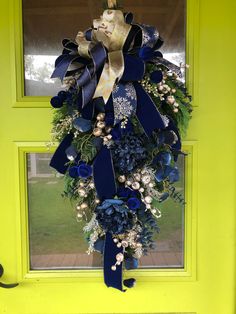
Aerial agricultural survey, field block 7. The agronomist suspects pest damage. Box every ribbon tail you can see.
[104,232,124,291]
[50,133,74,174]
[93,146,117,200]
[51,55,84,80]
[133,82,166,137]
[154,57,182,77]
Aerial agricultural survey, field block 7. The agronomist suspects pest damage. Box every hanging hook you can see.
[0,264,19,288]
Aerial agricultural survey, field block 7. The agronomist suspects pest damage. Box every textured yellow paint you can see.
[0,0,235,313]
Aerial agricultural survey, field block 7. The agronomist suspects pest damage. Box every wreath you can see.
[49,0,192,291]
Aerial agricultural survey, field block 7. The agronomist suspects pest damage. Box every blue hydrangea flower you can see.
[112,133,147,174]
[95,199,135,234]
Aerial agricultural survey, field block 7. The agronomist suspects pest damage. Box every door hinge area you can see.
[0,264,19,288]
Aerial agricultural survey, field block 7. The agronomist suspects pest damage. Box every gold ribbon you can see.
[76,10,131,104]
[107,0,117,8]
[92,10,131,103]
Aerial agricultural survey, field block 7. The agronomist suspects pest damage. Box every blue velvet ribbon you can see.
[104,232,124,291]
[133,82,166,136]
[50,133,75,174]
[93,146,116,200]
[93,147,124,291]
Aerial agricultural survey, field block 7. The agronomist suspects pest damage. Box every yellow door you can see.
[0,0,235,313]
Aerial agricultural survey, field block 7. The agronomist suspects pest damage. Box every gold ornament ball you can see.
[121,240,128,248]
[132,182,140,190]
[93,128,103,137]
[173,108,179,113]
[97,121,106,129]
[97,113,105,121]
[134,173,141,181]
[141,175,151,184]
[78,188,86,196]
[167,95,175,105]
[111,265,116,271]
[118,175,126,183]
[80,202,88,209]
[145,196,153,204]
[116,253,124,262]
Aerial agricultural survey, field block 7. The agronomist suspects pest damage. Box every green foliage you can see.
[62,173,79,200]
[144,64,193,138]
[73,134,97,163]
[52,105,69,126]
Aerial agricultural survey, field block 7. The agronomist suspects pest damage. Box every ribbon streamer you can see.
[104,232,124,291]
[93,146,117,200]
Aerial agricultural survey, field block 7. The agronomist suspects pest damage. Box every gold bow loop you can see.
[77,10,131,104]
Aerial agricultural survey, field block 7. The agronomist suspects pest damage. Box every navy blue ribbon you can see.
[134,82,166,136]
[104,232,124,291]
[93,146,117,200]
[50,133,74,174]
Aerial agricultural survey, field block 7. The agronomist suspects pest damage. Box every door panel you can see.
[0,0,235,314]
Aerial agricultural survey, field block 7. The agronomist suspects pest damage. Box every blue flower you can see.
[68,166,79,178]
[50,96,63,108]
[112,133,147,174]
[95,199,135,234]
[57,90,68,101]
[77,163,92,178]
[117,187,138,198]
[127,197,141,211]
[68,163,92,179]
[153,151,172,166]
[155,165,179,183]
[150,70,163,83]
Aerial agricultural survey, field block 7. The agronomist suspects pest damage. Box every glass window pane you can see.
[27,153,184,270]
[22,0,185,96]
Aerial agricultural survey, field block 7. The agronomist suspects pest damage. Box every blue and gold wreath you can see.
[49,1,192,291]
